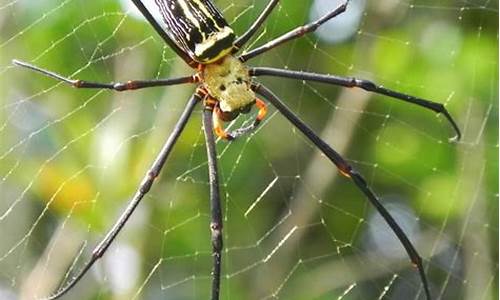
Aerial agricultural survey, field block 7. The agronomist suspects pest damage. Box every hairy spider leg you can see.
[250,67,461,141]
[253,83,432,300]
[239,1,349,62]
[43,94,201,300]
[202,109,224,300]
[233,0,280,50]
[12,60,199,91]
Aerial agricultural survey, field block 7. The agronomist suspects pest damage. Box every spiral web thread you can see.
[0,0,497,299]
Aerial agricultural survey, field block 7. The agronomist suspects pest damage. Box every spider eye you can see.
[219,85,226,91]
[237,77,243,84]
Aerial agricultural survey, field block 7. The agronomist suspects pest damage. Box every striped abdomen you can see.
[155,0,235,64]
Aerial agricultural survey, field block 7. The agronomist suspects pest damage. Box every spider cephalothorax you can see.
[200,55,254,114]
[198,55,266,139]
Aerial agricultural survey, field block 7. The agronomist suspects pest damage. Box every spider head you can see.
[201,55,255,113]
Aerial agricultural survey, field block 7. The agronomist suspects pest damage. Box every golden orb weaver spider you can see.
[13,0,461,299]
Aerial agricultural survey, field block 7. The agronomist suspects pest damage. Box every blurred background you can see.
[0,0,498,299]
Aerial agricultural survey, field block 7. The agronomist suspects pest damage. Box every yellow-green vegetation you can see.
[0,1,497,300]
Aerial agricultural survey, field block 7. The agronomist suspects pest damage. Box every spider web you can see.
[0,0,497,299]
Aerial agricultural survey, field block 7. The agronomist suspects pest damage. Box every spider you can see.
[13,0,461,299]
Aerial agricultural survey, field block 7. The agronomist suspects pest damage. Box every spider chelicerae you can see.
[13,0,461,299]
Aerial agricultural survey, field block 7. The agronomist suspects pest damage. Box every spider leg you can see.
[130,0,198,68]
[212,106,233,140]
[251,67,461,141]
[212,99,268,140]
[233,0,280,51]
[44,93,201,300]
[12,60,197,91]
[239,0,349,62]
[253,83,433,300]
[202,107,224,300]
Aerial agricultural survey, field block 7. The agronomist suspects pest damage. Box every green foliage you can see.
[0,0,497,299]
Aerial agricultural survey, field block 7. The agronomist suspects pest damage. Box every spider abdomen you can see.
[202,56,255,113]
[156,0,235,63]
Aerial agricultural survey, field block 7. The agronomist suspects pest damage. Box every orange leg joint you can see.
[255,98,267,123]
[213,106,233,140]
[337,163,352,178]
[212,98,269,141]
[338,169,351,178]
